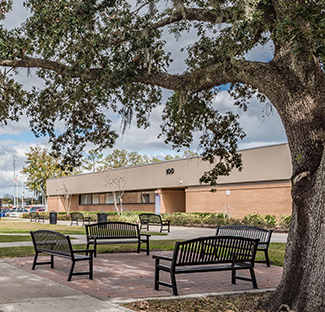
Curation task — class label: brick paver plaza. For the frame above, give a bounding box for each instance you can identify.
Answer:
[4,251,282,302]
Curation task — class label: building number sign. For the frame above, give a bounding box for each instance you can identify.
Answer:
[166,168,174,175]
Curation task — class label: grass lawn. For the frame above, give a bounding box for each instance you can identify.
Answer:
[0,220,167,236]
[0,235,31,242]
[0,239,182,258]
[0,221,86,234]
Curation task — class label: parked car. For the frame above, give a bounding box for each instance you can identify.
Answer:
[8,208,29,218]
[30,206,45,212]
[5,207,17,217]
[35,208,45,212]
[0,209,10,217]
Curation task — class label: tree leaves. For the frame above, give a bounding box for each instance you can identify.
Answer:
[160,90,245,185]
[1,0,324,186]
[21,146,75,197]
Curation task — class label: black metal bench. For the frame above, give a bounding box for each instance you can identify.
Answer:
[30,230,94,281]
[216,225,273,267]
[139,213,170,232]
[70,212,91,226]
[85,221,151,257]
[153,235,259,296]
[30,212,45,223]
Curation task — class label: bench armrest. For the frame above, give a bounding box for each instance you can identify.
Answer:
[73,249,95,253]
[152,254,173,261]
[140,233,151,239]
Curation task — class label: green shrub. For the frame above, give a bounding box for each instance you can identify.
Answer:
[169,213,203,226]
[201,213,229,226]
[279,214,291,228]
[242,213,276,228]
[21,210,286,229]
[264,214,277,227]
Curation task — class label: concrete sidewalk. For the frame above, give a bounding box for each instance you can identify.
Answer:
[0,221,288,248]
[0,260,132,312]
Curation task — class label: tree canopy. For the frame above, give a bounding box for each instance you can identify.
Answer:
[81,148,198,171]
[21,146,75,198]
[2,1,325,310]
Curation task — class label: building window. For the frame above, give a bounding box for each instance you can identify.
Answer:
[80,190,155,205]
[80,194,91,205]
[105,193,120,204]
[142,193,150,203]
[92,194,100,204]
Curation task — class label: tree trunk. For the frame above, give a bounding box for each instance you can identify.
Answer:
[263,149,325,311]
[261,54,325,311]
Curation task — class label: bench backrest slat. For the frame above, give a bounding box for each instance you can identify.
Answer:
[139,213,162,224]
[85,222,139,238]
[173,236,258,267]
[216,225,272,245]
[31,230,73,256]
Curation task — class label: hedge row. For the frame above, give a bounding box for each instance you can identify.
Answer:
[24,211,292,229]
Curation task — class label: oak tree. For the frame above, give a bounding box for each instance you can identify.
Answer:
[1,1,325,310]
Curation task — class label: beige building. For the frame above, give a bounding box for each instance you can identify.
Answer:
[46,143,293,218]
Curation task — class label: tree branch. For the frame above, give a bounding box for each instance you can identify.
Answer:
[134,60,271,93]
[152,7,233,30]
[0,55,271,95]
[0,57,101,79]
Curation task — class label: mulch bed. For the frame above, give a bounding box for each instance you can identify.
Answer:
[121,292,276,312]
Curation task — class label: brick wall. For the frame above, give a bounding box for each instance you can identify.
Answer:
[185,181,292,219]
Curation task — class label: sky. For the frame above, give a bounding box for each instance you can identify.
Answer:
[0,1,287,199]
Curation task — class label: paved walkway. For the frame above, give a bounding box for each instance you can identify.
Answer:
[0,219,288,248]
[0,220,285,311]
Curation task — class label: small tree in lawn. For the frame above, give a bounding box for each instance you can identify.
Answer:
[104,169,127,216]
[21,147,73,208]
[56,181,72,215]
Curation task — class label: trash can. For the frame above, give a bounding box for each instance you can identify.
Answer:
[97,212,107,224]
[49,211,57,224]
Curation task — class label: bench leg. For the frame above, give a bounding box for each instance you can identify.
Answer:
[265,250,271,267]
[170,272,178,296]
[68,261,75,281]
[32,252,38,270]
[32,253,54,270]
[154,259,160,291]
[146,239,150,255]
[89,254,93,280]
[137,241,140,253]
[231,268,236,285]
[250,267,258,288]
